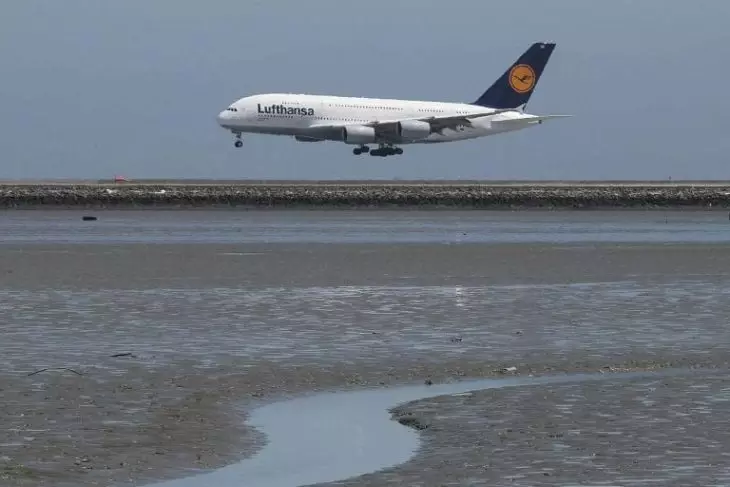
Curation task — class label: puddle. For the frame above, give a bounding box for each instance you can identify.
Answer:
[144,369,687,487]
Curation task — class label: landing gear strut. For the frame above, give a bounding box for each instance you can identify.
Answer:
[234,133,243,148]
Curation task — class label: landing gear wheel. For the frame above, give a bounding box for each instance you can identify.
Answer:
[234,140,243,148]
[353,148,362,155]
[369,145,402,156]
[361,145,370,153]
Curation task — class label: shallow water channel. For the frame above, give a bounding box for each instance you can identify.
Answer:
[144,369,687,487]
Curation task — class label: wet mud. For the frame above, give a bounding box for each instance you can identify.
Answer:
[320,369,730,486]
[3,358,725,487]
[2,241,730,486]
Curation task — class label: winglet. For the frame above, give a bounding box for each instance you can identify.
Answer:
[472,42,556,109]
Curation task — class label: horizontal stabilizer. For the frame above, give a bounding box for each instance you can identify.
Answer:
[491,114,571,127]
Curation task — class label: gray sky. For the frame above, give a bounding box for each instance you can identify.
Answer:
[2,0,730,180]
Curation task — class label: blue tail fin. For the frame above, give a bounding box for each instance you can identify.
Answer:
[472,42,556,109]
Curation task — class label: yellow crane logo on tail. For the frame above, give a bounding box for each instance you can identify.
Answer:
[508,64,536,94]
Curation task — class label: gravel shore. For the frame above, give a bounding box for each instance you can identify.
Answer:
[2,182,730,208]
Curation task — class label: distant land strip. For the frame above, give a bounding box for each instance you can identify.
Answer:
[2,180,730,208]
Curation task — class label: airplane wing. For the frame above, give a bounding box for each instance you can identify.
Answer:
[309,108,518,138]
[365,108,518,134]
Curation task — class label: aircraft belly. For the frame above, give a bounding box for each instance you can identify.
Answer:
[246,113,316,135]
[241,123,299,136]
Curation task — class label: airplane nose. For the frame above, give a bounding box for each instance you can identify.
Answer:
[217,110,230,126]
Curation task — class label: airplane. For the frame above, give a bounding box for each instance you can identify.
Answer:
[216,42,569,157]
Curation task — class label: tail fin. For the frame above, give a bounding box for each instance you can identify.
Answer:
[472,42,556,109]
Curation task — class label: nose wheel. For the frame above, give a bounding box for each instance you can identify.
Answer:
[233,133,243,148]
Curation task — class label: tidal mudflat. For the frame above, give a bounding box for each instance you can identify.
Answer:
[1,219,729,486]
[362,370,730,487]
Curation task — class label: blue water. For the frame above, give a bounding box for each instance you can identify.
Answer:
[0,209,729,244]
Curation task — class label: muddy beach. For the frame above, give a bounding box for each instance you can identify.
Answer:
[369,369,730,486]
[2,217,730,486]
[4,355,725,487]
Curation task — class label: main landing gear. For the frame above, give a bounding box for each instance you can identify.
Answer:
[352,145,403,157]
[233,133,243,148]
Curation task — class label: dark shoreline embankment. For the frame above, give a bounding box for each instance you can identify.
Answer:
[2,181,730,208]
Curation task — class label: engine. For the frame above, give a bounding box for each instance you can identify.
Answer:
[294,135,322,142]
[395,120,431,142]
[341,125,377,145]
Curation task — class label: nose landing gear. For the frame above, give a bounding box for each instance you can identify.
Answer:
[233,133,243,148]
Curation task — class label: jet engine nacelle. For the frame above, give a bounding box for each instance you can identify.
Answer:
[341,125,376,145]
[396,120,431,141]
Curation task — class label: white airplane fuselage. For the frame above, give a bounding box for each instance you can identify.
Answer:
[217,93,536,145]
[215,42,566,156]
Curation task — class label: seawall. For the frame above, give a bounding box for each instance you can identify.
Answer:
[1,181,730,209]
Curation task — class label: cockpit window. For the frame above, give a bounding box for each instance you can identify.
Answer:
[226,107,238,112]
